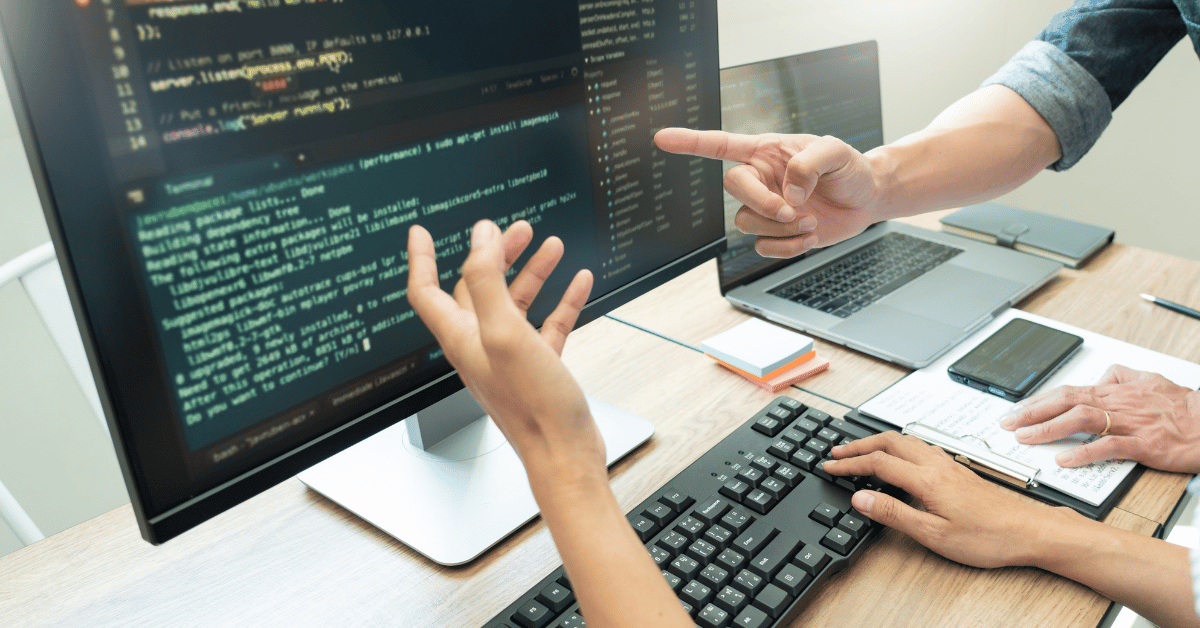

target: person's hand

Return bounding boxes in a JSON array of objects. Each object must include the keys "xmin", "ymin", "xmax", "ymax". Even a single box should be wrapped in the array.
[
  {"xmin": 654, "ymin": 128, "xmax": 886, "ymax": 257},
  {"xmin": 406, "ymin": 219, "xmax": 605, "ymax": 486},
  {"xmin": 998, "ymin": 365, "xmax": 1200, "ymax": 474},
  {"xmin": 824, "ymin": 431, "xmax": 1053, "ymax": 569}
]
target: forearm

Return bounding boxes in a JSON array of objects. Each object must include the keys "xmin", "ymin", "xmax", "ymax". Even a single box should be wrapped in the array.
[
  {"xmin": 1030, "ymin": 508, "xmax": 1199, "ymax": 628},
  {"xmin": 531, "ymin": 470, "xmax": 692, "ymax": 628},
  {"xmin": 867, "ymin": 85, "xmax": 1062, "ymax": 220}
]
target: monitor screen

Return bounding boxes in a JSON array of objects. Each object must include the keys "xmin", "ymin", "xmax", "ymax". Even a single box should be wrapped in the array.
[
  {"xmin": 0, "ymin": 0, "xmax": 723, "ymax": 543},
  {"xmin": 717, "ymin": 41, "xmax": 882, "ymax": 291}
]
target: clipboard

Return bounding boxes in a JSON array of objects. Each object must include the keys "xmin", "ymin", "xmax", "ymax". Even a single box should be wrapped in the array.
[{"xmin": 843, "ymin": 409, "xmax": 1143, "ymax": 520}]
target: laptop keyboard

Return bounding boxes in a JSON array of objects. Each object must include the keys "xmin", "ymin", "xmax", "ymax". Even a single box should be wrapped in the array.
[{"xmin": 769, "ymin": 232, "xmax": 963, "ymax": 318}]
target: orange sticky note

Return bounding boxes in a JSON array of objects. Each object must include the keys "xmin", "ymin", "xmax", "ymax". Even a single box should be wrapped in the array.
[{"xmin": 716, "ymin": 355, "xmax": 830, "ymax": 393}]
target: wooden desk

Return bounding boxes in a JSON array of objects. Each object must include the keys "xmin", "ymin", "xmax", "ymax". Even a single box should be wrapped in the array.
[{"xmin": 2, "ymin": 218, "xmax": 1196, "ymax": 626}]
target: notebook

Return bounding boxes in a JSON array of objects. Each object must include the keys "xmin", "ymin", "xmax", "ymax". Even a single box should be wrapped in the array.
[
  {"xmin": 717, "ymin": 41, "xmax": 1062, "ymax": 368},
  {"xmin": 940, "ymin": 202, "xmax": 1115, "ymax": 269},
  {"xmin": 851, "ymin": 308, "xmax": 1200, "ymax": 517}
]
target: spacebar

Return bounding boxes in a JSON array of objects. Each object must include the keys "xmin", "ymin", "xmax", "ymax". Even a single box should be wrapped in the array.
[{"xmin": 874, "ymin": 268, "xmax": 926, "ymax": 298}]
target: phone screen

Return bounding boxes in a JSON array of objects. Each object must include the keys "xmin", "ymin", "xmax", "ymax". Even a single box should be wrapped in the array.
[{"xmin": 948, "ymin": 319, "xmax": 1083, "ymax": 400}]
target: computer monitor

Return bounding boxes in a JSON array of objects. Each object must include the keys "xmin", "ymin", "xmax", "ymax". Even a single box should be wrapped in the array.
[{"xmin": 0, "ymin": 1, "xmax": 723, "ymax": 563}]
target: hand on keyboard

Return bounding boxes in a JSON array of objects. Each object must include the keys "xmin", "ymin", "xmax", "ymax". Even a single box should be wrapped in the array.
[{"xmin": 824, "ymin": 432, "xmax": 1050, "ymax": 569}]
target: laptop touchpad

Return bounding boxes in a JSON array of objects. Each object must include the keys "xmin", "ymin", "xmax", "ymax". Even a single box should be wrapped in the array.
[
  {"xmin": 881, "ymin": 265, "xmax": 1023, "ymax": 328},
  {"xmin": 830, "ymin": 306, "xmax": 961, "ymax": 366}
]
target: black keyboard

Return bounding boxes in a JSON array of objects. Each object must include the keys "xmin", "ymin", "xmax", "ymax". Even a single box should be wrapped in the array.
[
  {"xmin": 769, "ymin": 232, "xmax": 963, "ymax": 318},
  {"xmin": 483, "ymin": 397, "xmax": 900, "ymax": 628}
]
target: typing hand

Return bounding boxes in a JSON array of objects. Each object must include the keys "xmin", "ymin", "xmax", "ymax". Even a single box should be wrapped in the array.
[
  {"xmin": 653, "ymin": 128, "xmax": 884, "ymax": 257},
  {"xmin": 999, "ymin": 364, "xmax": 1200, "ymax": 474},
  {"xmin": 823, "ymin": 431, "xmax": 1048, "ymax": 569},
  {"xmin": 406, "ymin": 220, "xmax": 606, "ymax": 485}
]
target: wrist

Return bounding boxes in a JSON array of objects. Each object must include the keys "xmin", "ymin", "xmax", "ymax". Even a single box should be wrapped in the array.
[
  {"xmin": 1017, "ymin": 506, "xmax": 1109, "ymax": 572},
  {"xmin": 864, "ymin": 144, "xmax": 902, "ymax": 222}
]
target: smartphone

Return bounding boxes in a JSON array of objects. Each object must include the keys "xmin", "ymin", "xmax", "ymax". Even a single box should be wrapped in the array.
[{"xmin": 947, "ymin": 318, "xmax": 1083, "ymax": 401}]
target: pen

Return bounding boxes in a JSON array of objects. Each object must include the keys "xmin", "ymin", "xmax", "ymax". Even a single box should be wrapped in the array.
[{"xmin": 1141, "ymin": 293, "xmax": 1200, "ymax": 322}]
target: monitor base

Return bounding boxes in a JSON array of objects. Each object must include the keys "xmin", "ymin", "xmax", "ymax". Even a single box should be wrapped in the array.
[{"xmin": 297, "ymin": 394, "xmax": 654, "ymax": 565}]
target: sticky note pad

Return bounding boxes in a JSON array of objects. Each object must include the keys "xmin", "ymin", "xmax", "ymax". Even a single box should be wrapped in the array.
[
  {"xmin": 720, "ymin": 356, "xmax": 830, "ymax": 393},
  {"xmin": 701, "ymin": 318, "xmax": 815, "ymax": 378}
]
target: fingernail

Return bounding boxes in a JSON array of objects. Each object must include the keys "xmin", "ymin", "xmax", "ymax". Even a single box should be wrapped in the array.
[
  {"xmin": 785, "ymin": 184, "xmax": 805, "ymax": 206},
  {"xmin": 471, "ymin": 221, "xmax": 492, "ymax": 248},
  {"xmin": 802, "ymin": 234, "xmax": 818, "ymax": 252},
  {"xmin": 1015, "ymin": 427, "xmax": 1033, "ymax": 441},
  {"xmin": 1056, "ymin": 450, "xmax": 1075, "ymax": 466},
  {"xmin": 998, "ymin": 413, "xmax": 1016, "ymax": 429},
  {"xmin": 776, "ymin": 205, "xmax": 797, "ymax": 223},
  {"xmin": 852, "ymin": 491, "xmax": 875, "ymax": 514},
  {"xmin": 798, "ymin": 216, "xmax": 817, "ymax": 232},
  {"xmin": 821, "ymin": 459, "xmax": 835, "ymax": 471}
]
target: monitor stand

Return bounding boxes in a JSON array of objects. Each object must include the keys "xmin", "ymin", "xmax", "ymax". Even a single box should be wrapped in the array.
[{"xmin": 297, "ymin": 388, "xmax": 654, "ymax": 565}]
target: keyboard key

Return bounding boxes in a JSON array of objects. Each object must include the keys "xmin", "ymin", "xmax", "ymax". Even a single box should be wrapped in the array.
[
  {"xmin": 557, "ymin": 612, "xmax": 586, "ymax": 628},
  {"xmin": 779, "ymin": 427, "xmax": 807, "ymax": 446},
  {"xmin": 687, "ymin": 539, "xmax": 718, "ymax": 565},
  {"xmin": 735, "ymin": 467, "xmax": 765, "ymax": 487},
  {"xmin": 720, "ymin": 508, "xmax": 754, "ymax": 535},
  {"xmin": 751, "ymin": 416, "xmax": 782, "ymax": 437},
  {"xmin": 556, "ymin": 572, "xmax": 571, "ymax": 588},
  {"xmin": 773, "ymin": 563, "xmax": 812, "ymax": 596},
  {"xmin": 629, "ymin": 515, "xmax": 658, "ymax": 542},
  {"xmin": 743, "ymin": 489, "xmax": 774, "ymax": 514},
  {"xmin": 681, "ymin": 601, "xmax": 695, "ymax": 617},
  {"xmin": 733, "ymin": 520, "xmax": 778, "ymax": 555},
  {"xmin": 642, "ymin": 502, "xmax": 675, "ymax": 526},
  {"xmin": 838, "ymin": 513, "xmax": 868, "ymax": 539},
  {"xmin": 794, "ymin": 544, "xmax": 830, "ymax": 576},
  {"xmin": 716, "ymin": 547, "xmax": 747, "ymax": 573},
  {"xmin": 697, "ymin": 603, "xmax": 731, "ymax": 628},
  {"xmin": 789, "ymin": 448, "xmax": 817, "ymax": 471},
  {"xmin": 821, "ymin": 527, "xmax": 855, "ymax": 555},
  {"xmin": 766, "ymin": 406, "xmax": 791, "ymax": 424},
  {"xmin": 817, "ymin": 427, "xmax": 842, "ymax": 444},
  {"xmin": 752, "ymin": 583, "xmax": 792, "ymax": 618},
  {"xmin": 803, "ymin": 409, "xmax": 831, "ymax": 425},
  {"xmin": 537, "ymin": 583, "xmax": 574, "ymax": 613},
  {"xmin": 670, "ymin": 554, "xmax": 702, "ymax": 581},
  {"xmin": 776, "ymin": 398, "xmax": 807, "ymax": 416},
  {"xmin": 772, "ymin": 463, "xmax": 803, "ymax": 487},
  {"xmin": 792, "ymin": 418, "xmax": 820, "ymax": 437},
  {"xmin": 715, "ymin": 585, "xmax": 749, "ymax": 615},
  {"xmin": 704, "ymin": 525, "xmax": 733, "ymax": 551},
  {"xmin": 674, "ymin": 516, "xmax": 706, "ymax": 541},
  {"xmin": 747, "ymin": 532, "xmax": 802, "ymax": 580},
  {"xmin": 803, "ymin": 438, "xmax": 831, "ymax": 457},
  {"xmin": 767, "ymin": 439, "xmax": 795, "ymax": 460},
  {"xmin": 809, "ymin": 502, "xmax": 840, "ymax": 527},
  {"xmin": 681, "ymin": 580, "xmax": 715, "ymax": 608},
  {"xmin": 657, "ymin": 530, "xmax": 689, "ymax": 554},
  {"xmin": 512, "ymin": 600, "xmax": 553, "ymax": 628},
  {"xmin": 758, "ymin": 476, "xmax": 787, "ymax": 500},
  {"xmin": 828, "ymin": 418, "xmax": 872, "ymax": 440},
  {"xmin": 750, "ymin": 455, "xmax": 777, "ymax": 474},
  {"xmin": 732, "ymin": 605, "xmax": 770, "ymax": 628},
  {"xmin": 732, "ymin": 569, "xmax": 764, "ymax": 596},
  {"xmin": 658, "ymin": 487, "xmax": 695, "ymax": 513},
  {"xmin": 720, "ymin": 478, "xmax": 752, "ymax": 502},
  {"xmin": 692, "ymin": 496, "xmax": 731, "ymax": 525},
  {"xmin": 663, "ymin": 570, "xmax": 683, "ymax": 592},
  {"xmin": 699, "ymin": 564, "xmax": 731, "ymax": 589}
]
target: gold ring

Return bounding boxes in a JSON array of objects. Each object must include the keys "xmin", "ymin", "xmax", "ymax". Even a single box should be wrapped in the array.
[{"xmin": 1099, "ymin": 410, "xmax": 1111, "ymax": 437}]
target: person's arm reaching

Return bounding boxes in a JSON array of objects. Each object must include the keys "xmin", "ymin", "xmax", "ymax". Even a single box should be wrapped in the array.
[
  {"xmin": 654, "ymin": 84, "xmax": 1061, "ymax": 257},
  {"xmin": 406, "ymin": 220, "xmax": 692, "ymax": 628},
  {"xmin": 824, "ymin": 432, "xmax": 1200, "ymax": 628}
]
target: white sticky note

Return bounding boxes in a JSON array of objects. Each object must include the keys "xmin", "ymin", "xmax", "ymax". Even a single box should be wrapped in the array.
[{"xmin": 701, "ymin": 318, "xmax": 814, "ymax": 378}]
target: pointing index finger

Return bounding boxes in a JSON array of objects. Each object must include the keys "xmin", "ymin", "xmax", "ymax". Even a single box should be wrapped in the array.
[{"xmin": 654, "ymin": 127, "xmax": 761, "ymax": 163}]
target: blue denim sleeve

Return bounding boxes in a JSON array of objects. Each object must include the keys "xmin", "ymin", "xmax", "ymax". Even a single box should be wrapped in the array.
[{"xmin": 981, "ymin": 0, "xmax": 1187, "ymax": 171}]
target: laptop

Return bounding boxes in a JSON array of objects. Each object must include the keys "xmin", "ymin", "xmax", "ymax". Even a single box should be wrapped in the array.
[{"xmin": 718, "ymin": 41, "xmax": 1061, "ymax": 368}]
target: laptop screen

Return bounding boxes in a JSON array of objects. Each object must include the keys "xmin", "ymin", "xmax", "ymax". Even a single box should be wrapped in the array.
[{"xmin": 718, "ymin": 41, "xmax": 883, "ymax": 291}]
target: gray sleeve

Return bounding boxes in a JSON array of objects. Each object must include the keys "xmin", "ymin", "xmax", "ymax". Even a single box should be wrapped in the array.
[{"xmin": 981, "ymin": 40, "xmax": 1112, "ymax": 172}]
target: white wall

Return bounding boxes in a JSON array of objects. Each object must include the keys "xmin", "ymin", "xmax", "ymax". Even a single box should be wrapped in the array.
[
  {"xmin": 1, "ymin": 0, "xmax": 1198, "ymax": 557},
  {"xmin": 719, "ymin": 0, "xmax": 1200, "ymax": 262}
]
